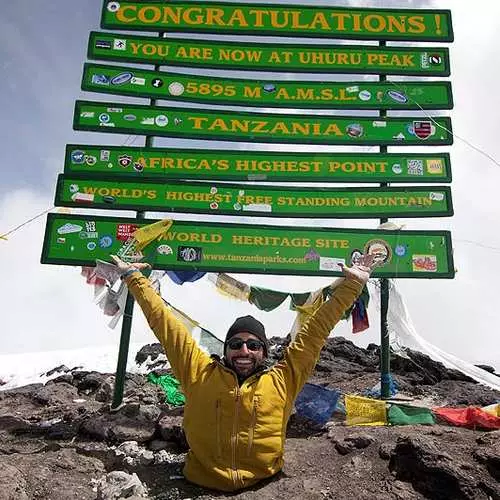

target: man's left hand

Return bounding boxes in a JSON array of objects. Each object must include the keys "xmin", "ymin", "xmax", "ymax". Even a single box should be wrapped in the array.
[{"xmin": 339, "ymin": 254, "xmax": 375, "ymax": 286}]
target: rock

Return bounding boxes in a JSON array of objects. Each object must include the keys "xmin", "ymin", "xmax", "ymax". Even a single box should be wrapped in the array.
[
  {"xmin": 45, "ymin": 365, "xmax": 70, "ymax": 377},
  {"xmin": 158, "ymin": 414, "xmax": 187, "ymax": 450},
  {"xmin": 135, "ymin": 343, "xmax": 163, "ymax": 365},
  {"xmin": 0, "ymin": 463, "xmax": 29, "ymax": 499},
  {"xmin": 95, "ymin": 471, "xmax": 149, "ymax": 499},
  {"xmin": 0, "ymin": 415, "xmax": 31, "ymax": 433},
  {"xmin": 474, "ymin": 364, "xmax": 496, "ymax": 374},
  {"xmin": 473, "ymin": 446, "xmax": 500, "ymax": 482},
  {"xmin": 379, "ymin": 442, "xmax": 394, "ymax": 460}
]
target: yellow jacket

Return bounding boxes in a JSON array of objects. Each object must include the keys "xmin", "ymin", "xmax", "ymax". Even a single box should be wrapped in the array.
[{"xmin": 127, "ymin": 273, "xmax": 363, "ymax": 491}]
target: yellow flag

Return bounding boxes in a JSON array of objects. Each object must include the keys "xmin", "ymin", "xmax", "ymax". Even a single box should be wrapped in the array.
[
  {"xmin": 345, "ymin": 395, "xmax": 387, "ymax": 426},
  {"xmin": 482, "ymin": 403, "xmax": 500, "ymax": 417},
  {"xmin": 0, "ymin": 234, "xmax": 7, "ymax": 241},
  {"xmin": 132, "ymin": 219, "xmax": 173, "ymax": 250}
]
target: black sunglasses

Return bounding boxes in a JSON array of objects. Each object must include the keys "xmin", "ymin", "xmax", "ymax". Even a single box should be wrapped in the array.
[{"xmin": 227, "ymin": 338, "xmax": 264, "ymax": 351}]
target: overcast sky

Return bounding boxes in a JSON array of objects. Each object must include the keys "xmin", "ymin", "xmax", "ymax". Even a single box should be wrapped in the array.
[{"xmin": 1, "ymin": 0, "xmax": 499, "ymax": 371}]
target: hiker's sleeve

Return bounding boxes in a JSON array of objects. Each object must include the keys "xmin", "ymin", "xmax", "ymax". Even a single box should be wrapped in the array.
[
  {"xmin": 273, "ymin": 278, "xmax": 364, "ymax": 400},
  {"xmin": 124, "ymin": 272, "xmax": 211, "ymax": 388}
]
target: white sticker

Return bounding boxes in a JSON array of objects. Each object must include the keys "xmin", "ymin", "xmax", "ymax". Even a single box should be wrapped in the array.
[
  {"xmin": 157, "ymin": 245, "xmax": 173, "ymax": 255},
  {"xmin": 107, "ymin": 2, "xmax": 120, "ymax": 12},
  {"xmin": 210, "ymin": 186, "xmax": 218, "ymax": 194},
  {"xmin": 372, "ymin": 121, "xmax": 387, "ymax": 127},
  {"xmin": 113, "ymin": 39, "xmax": 126, "ymax": 51},
  {"xmin": 429, "ymin": 192, "xmax": 445, "ymax": 201},
  {"xmin": 80, "ymin": 111, "xmax": 94, "ymax": 118},
  {"xmin": 141, "ymin": 117, "xmax": 155, "ymax": 125},
  {"xmin": 130, "ymin": 77, "xmax": 145, "ymax": 86},
  {"xmin": 168, "ymin": 82, "xmax": 185, "ymax": 96},
  {"xmin": 57, "ymin": 223, "xmax": 83, "ymax": 235},
  {"xmin": 242, "ymin": 204, "xmax": 272, "ymax": 212},
  {"xmin": 319, "ymin": 256, "xmax": 345, "ymax": 271},
  {"xmin": 71, "ymin": 192, "xmax": 95, "ymax": 203},
  {"xmin": 346, "ymin": 86, "xmax": 359, "ymax": 93}
]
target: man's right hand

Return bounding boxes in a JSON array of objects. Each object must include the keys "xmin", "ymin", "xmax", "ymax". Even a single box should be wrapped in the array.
[
  {"xmin": 110, "ymin": 254, "xmax": 151, "ymax": 274},
  {"xmin": 338, "ymin": 254, "xmax": 375, "ymax": 286}
]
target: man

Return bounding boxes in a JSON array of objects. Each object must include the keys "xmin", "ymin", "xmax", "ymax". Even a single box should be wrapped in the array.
[{"xmin": 112, "ymin": 254, "xmax": 374, "ymax": 492}]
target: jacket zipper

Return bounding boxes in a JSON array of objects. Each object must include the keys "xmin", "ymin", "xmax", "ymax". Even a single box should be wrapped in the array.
[
  {"xmin": 215, "ymin": 399, "xmax": 222, "ymax": 458},
  {"xmin": 247, "ymin": 397, "xmax": 258, "ymax": 456},
  {"xmin": 231, "ymin": 388, "xmax": 241, "ymax": 487}
]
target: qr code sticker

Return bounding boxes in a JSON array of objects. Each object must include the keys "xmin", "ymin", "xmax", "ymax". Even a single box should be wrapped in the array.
[{"xmin": 407, "ymin": 159, "xmax": 424, "ymax": 175}]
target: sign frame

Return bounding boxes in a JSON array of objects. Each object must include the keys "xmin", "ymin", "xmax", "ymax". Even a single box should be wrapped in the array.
[
  {"xmin": 100, "ymin": 1, "xmax": 454, "ymax": 42},
  {"xmin": 82, "ymin": 62, "xmax": 454, "ymax": 110},
  {"xmin": 73, "ymin": 100, "xmax": 454, "ymax": 146},
  {"xmin": 55, "ymin": 175, "xmax": 454, "ymax": 219},
  {"xmin": 87, "ymin": 31, "xmax": 451, "ymax": 76},
  {"xmin": 41, "ymin": 213, "xmax": 455, "ymax": 279}
]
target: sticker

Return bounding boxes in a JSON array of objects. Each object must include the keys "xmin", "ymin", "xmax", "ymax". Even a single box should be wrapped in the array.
[
  {"xmin": 155, "ymin": 115, "xmax": 168, "ymax": 127},
  {"xmin": 99, "ymin": 113, "xmax": 110, "ymax": 124},
  {"xmin": 78, "ymin": 231, "xmax": 98, "ymax": 239},
  {"xmin": 57, "ymin": 238, "xmax": 66, "ymax": 244},
  {"xmin": 412, "ymin": 255, "xmax": 437, "ymax": 272},
  {"xmin": 87, "ymin": 242, "xmax": 97, "ymax": 251},
  {"xmin": 426, "ymin": 159, "xmax": 444, "ymax": 174},
  {"xmin": 413, "ymin": 120, "xmax": 433, "ymax": 140},
  {"xmin": 98, "ymin": 235, "xmax": 113, "ymax": 248},
  {"xmin": 233, "ymin": 203, "xmax": 242, "ymax": 210},
  {"xmin": 103, "ymin": 196, "xmax": 116, "ymax": 204},
  {"xmin": 100, "ymin": 150, "xmax": 110, "ymax": 161},
  {"xmin": 70, "ymin": 150, "xmax": 85, "ymax": 164},
  {"xmin": 107, "ymin": 107, "xmax": 122, "ymax": 113},
  {"xmin": 392, "ymin": 163, "xmax": 402, "ymax": 174},
  {"xmin": 178, "ymin": 246, "xmax": 202, "ymax": 262},
  {"xmin": 420, "ymin": 52, "xmax": 430, "ymax": 69},
  {"xmin": 168, "ymin": 82, "xmax": 184, "ymax": 95},
  {"xmin": 376, "ymin": 91, "xmax": 384, "ymax": 101},
  {"xmin": 57, "ymin": 223, "xmax": 83, "ymax": 235},
  {"xmin": 364, "ymin": 239, "xmax": 392, "ymax": 267},
  {"xmin": 174, "ymin": 117, "xmax": 183, "ymax": 125},
  {"xmin": 346, "ymin": 86, "xmax": 359, "ymax": 93},
  {"xmin": 358, "ymin": 90, "xmax": 371, "ymax": 101},
  {"xmin": 319, "ymin": 256, "xmax": 346, "ymax": 271},
  {"xmin": 95, "ymin": 40, "xmax": 112, "ymax": 50},
  {"xmin": 92, "ymin": 74, "xmax": 110, "ymax": 85},
  {"xmin": 141, "ymin": 117, "xmax": 155, "ymax": 125},
  {"xmin": 393, "ymin": 133, "xmax": 405, "ymax": 141},
  {"xmin": 117, "ymin": 224, "xmax": 138, "ymax": 241},
  {"xmin": 157, "ymin": 245, "xmax": 173, "ymax": 255},
  {"xmin": 406, "ymin": 123, "xmax": 415, "ymax": 136},
  {"xmin": 113, "ymin": 39, "xmax": 126, "ymax": 51},
  {"xmin": 86, "ymin": 221, "xmax": 96, "ymax": 232},
  {"xmin": 71, "ymin": 192, "xmax": 94, "ymax": 203},
  {"xmin": 107, "ymin": 2, "xmax": 120, "ymax": 12},
  {"xmin": 305, "ymin": 248, "xmax": 320, "ymax": 262},
  {"xmin": 131, "ymin": 77, "xmax": 146, "ymax": 86},
  {"xmin": 99, "ymin": 123, "xmax": 115, "ymax": 128},
  {"xmin": 123, "ymin": 114, "xmax": 136, "ymax": 121},
  {"xmin": 429, "ymin": 54, "xmax": 442, "ymax": 65},
  {"xmin": 429, "ymin": 192, "xmax": 445, "ymax": 201},
  {"xmin": 80, "ymin": 111, "xmax": 95, "ymax": 118},
  {"xmin": 407, "ymin": 159, "xmax": 424, "ymax": 175},
  {"xmin": 85, "ymin": 155, "xmax": 97, "ymax": 166},
  {"xmin": 395, "ymin": 245, "xmax": 407, "ymax": 257},
  {"xmin": 372, "ymin": 121, "xmax": 387, "ymax": 127},
  {"xmin": 133, "ymin": 162, "xmax": 144, "ymax": 172},
  {"xmin": 118, "ymin": 154, "xmax": 132, "ymax": 168},
  {"xmin": 387, "ymin": 90, "xmax": 408, "ymax": 104},
  {"xmin": 210, "ymin": 186, "xmax": 218, "ymax": 194},
  {"xmin": 263, "ymin": 83, "xmax": 276, "ymax": 93},
  {"xmin": 242, "ymin": 204, "xmax": 272, "ymax": 212},
  {"xmin": 152, "ymin": 78, "xmax": 164, "ymax": 88},
  {"xmin": 111, "ymin": 72, "xmax": 133, "ymax": 85},
  {"xmin": 350, "ymin": 249, "xmax": 363, "ymax": 265},
  {"xmin": 346, "ymin": 123, "xmax": 363, "ymax": 138},
  {"xmin": 210, "ymin": 202, "xmax": 219, "ymax": 210}
]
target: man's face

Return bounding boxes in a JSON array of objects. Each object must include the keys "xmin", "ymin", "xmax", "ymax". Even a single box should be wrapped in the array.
[{"xmin": 225, "ymin": 332, "xmax": 266, "ymax": 379}]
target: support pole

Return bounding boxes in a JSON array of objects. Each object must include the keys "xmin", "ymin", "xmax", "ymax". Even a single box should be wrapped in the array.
[
  {"xmin": 379, "ymin": 40, "xmax": 391, "ymax": 399},
  {"xmin": 111, "ymin": 34, "xmax": 163, "ymax": 410}
]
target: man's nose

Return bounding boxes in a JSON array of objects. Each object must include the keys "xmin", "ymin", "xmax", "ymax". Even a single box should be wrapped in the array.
[{"xmin": 237, "ymin": 343, "xmax": 250, "ymax": 354}]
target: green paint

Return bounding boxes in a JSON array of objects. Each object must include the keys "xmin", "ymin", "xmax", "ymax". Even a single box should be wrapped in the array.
[
  {"xmin": 101, "ymin": 1, "xmax": 453, "ymax": 42},
  {"xmin": 73, "ymin": 100, "xmax": 453, "ymax": 146},
  {"xmin": 56, "ymin": 176, "xmax": 453, "ymax": 219},
  {"xmin": 88, "ymin": 32, "xmax": 450, "ymax": 76},
  {"xmin": 42, "ymin": 214, "xmax": 455, "ymax": 278},
  {"xmin": 82, "ymin": 63, "xmax": 453, "ymax": 110},
  {"xmin": 65, "ymin": 144, "xmax": 452, "ymax": 183}
]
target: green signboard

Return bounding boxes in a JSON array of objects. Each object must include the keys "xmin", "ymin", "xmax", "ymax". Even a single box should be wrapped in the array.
[
  {"xmin": 41, "ymin": 214, "xmax": 455, "ymax": 278},
  {"xmin": 64, "ymin": 145, "xmax": 452, "ymax": 183},
  {"xmin": 88, "ymin": 32, "xmax": 450, "ymax": 76},
  {"xmin": 101, "ymin": 1, "xmax": 453, "ymax": 42},
  {"xmin": 74, "ymin": 101, "xmax": 453, "ymax": 146},
  {"xmin": 56, "ymin": 176, "xmax": 453, "ymax": 219},
  {"xmin": 82, "ymin": 63, "xmax": 453, "ymax": 110}
]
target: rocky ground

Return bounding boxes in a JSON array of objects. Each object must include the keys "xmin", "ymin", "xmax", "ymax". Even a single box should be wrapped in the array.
[{"xmin": 0, "ymin": 337, "xmax": 499, "ymax": 500}]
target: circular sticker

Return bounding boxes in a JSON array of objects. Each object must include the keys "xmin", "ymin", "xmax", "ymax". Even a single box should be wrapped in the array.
[
  {"xmin": 99, "ymin": 113, "xmax": 110, "ymax": 124},
  {"xmin": 263, "ymin": 83, "xmax": 277, "ymax": 93},
  {"xmin": 85, "ymin": 155, "xmax": 97, "ymax": 166},
  {"xmin": 107, "ymin": 2, "xmax": 120, "ymax": 12},
  {"xmin": 70, "ymin": 150, "xmax": 85, "ymax": 164},
  {"xmin": 395, "ymin": 244, "xmax": 407, "ymax": 257},
  {"xmin": 155, "ymin": 115, "xmax": 168, "ymax": 127},
  {"xmin": 87, "ymin": 242, "xmax": 97, "ymax": 251},
  {"xmin": 152, "ymin": 78, "xmax": 164, "ymax": 89},
  {"xmin": 346, "ymin": 123, "xmax": 364, "ymax": 138},
  {"xmin": 234, "ymin": 203, "xmax": 242, "ymax": 211},
  {"xmin": 364, "ymin": 239, "xmax": 393, "ymax": 267},
  {"xmin": 157, "ymin": 245, "xmax": 173, "ymax": 255},
  {"xmin": 358, "ymin": 90, "xmax": 372, "ymax": 101},
  {"xmin": 98, "ymin": 235, "xmax": 113, "ymax": 249},
  {"xmin": 350, "ymin": 249, "xmax": 363, "ymax": 265},
  {"xmin": 210, "ymin": 202, "xmax": 219, "ymax": 210},
  {"xmin": 103, "ymin": 196, "xmax": 116, "ymax": 204},
  {"xmin": 168, "ymin": 82, "xmax": 184, "ymax": 96},
  {"xmin": 392, "ymin": 163, "xmax": 403, "ymax": 174},
  {"xmin": 210, "ymin": 186, "xmax": 218, "ymax": 194},
  {"xmin": 133, "ymin": 162, "xmax": 144, "ymax": 172},
  {"xmin": 69, "ymin": 184, "xmax": 79, "ymax": 193}
]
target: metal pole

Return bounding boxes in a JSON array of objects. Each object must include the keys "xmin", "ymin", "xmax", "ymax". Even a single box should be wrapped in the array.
[
  {"xmin": 379, "ymin": 40, "xmax": 391, "ymax": 399},
  {"xmin": 111, "ymin": 33, "xmax": 163, "ymax": 410}
]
